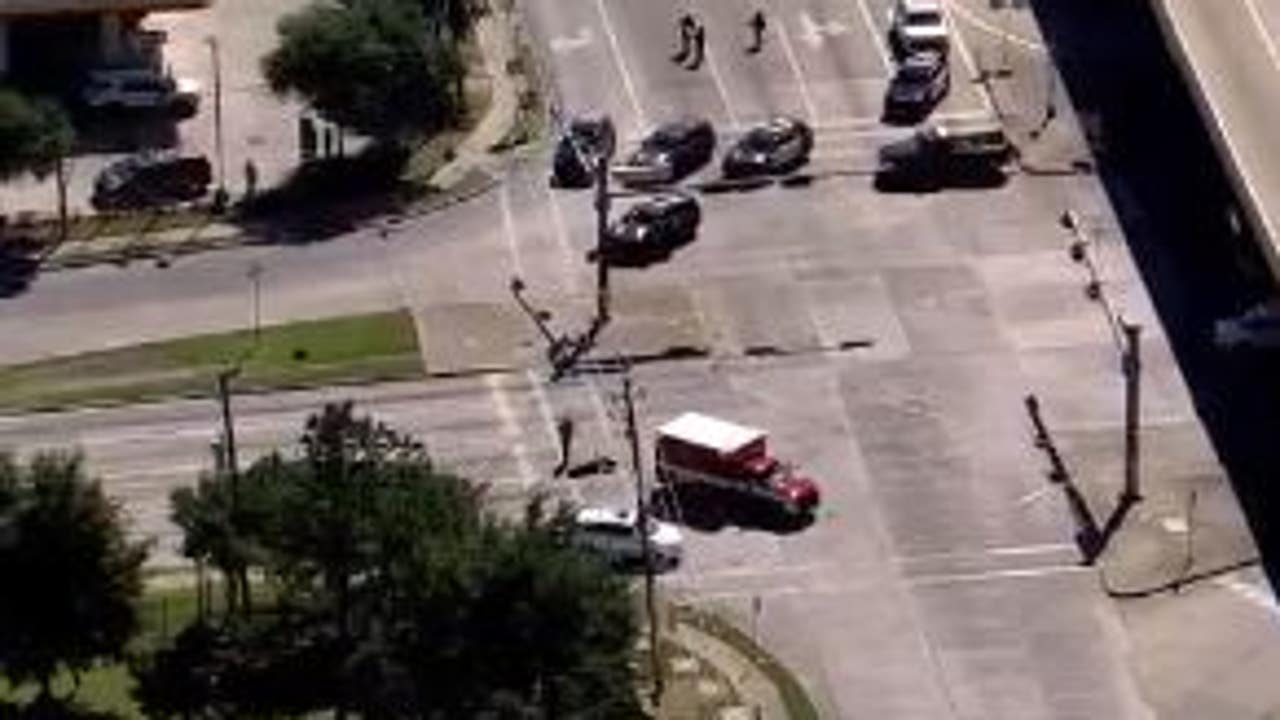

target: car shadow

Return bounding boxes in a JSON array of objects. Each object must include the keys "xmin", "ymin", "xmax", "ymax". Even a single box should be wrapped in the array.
[
  {"xmin": 71, "ymin": 109, "xmax": 183, "ymax": 155},
  {"xmin": 649, "ymin": 487, "xmax": 816, "ymax": 535}
]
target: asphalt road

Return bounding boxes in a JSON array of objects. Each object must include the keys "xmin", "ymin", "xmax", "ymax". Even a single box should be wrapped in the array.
[
  {"xmin": 0, "ymin": 0, "xmax": 1277, "ymax": 716},
  {"xmin": 1153, "ymin": 0, "xmax": 1280, "ymax": 278}
]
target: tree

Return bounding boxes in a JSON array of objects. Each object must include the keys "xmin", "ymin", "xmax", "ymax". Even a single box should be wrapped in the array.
[
  {"xmin": 139, "ymin": 401, "xmax": 640, "ymax": 718},
  {"xmin": 263, "ymin": 0, "xmax": 466, "ymax": 142},
  {"xmin": 0, "ymin": 451, "xmax": 149, "ymax": 702},
  {"xmin": 0, "ymin": 89, "xmax": 73, "ymax": 182}
]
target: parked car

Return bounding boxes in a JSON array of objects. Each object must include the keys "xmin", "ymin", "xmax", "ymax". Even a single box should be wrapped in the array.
[
  {"xmin": 81, "ymin": 68, "xmax": 200, "ymax": 114},
  {"xmin": 595, "ymin": 193, "xmax": 700, "ymax": 266},
  {"xmin": 721, "ymin": 116, "xmax": 813, "ymax": 178},
  {"xmin": 612, "ymin": 118, "xmax": 715, "ymax": 186},
  {"xmin": 883, "ymin": 51, "xmax": 950, "ymax": 122},
  {"xmin": 550, "ymin": 114, "xmax": 616, "ymax": 188},
  {"xmin": 571, "ymin": 506, "xmax": 683, "ymax": 569},
  {"xmin": 1214, "ymin": 300, "xmax": 1280, "ymax": 350},
  {"xmin": 875, "ymin": 121, "xmax": 1015, "ymax": 190},
  {"xmin": 888, "ymin": 0, "xmax": 949, "ymax": 57},
  {"xmin": 91, "ymin": 152, "xmax": 212, "ymax": 211}
]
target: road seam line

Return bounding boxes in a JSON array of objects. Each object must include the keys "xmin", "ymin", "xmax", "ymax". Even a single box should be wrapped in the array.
[
  {"xmin": 941, "ymin": 0, "xmax": 996, "ymax": 115},
  {"xmin": 852, "ymin": 0, "xmax": 894, "ymax": 73},
  {"xmin": 945, "ymin": 0, "xmax": 1045, "ymax": 53},
  {"xmin": 774, "ymin": 18, "xmax": 821, "ymax": 124},
  {"xmin": 499, "ymin": 178, "xmax": 525, "ymax": 279},
  {"xmin": 703, "ymin": 41, "xmax": 742, "ymax": 129},
  {"xmin": 591, "ymin": 0, "xmax": 648, "ymax": 127}
]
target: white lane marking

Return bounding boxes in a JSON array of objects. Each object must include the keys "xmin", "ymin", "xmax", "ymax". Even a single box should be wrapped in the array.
[
  {"xmin": 526, "ymin": 368, "xmax": 562, "ymax": 453},
  {"xmin": 941, "ymin": 0, "xmax": 996, "ymax": 114},
  {"xmin": 499, "ymin": 179, "xmax": 525, "ymax": 279},
  {"xmin": 486, "ymin": 374, "xmax": 538, "ymax": 489},
  {"xmin": 1242, "ymin": 0, "xmax": 1280, "ymax": 75},
  {"xmin": 703, "ymin": 41, "xmax": 742, "ymax": 130},
  {"xmin": 852, "ymin": 0, "xmax": 894, "ymax": 73},
  {"xmin": 986, "ymin": 542, "xmax": 1075, "ymax": 557},
  {"xmin": 909, "ymin": 563, "xmax": 1089, "ymax": 586},
  {"xmin": 776, "ymin": 17, "xmax": 821, "ymax": 124},
  {"xmin": 550, "ymin": 26, "xmax": 594, "ymax": 53},
  {"xmin": 1016, "ymin": 485, "xmax": 1054, "ymax": 506},
  {"xmin": 591, "ymin": 0, "xmax": 648, "ymax": 126},
  {"xmin": 799, "ymin": 11, "xmax": 850, "ymax": 47},
  {"xmin": 1214, "ymin": 574, "xmax": 1279, "ymax": 615},
  {"xmin": 543, "ymin": 182, "xmax": 583, "ymax": 293},
  {"xmin": 946, "ymin": 0, "xmax": 1045, "ymax": 53}
]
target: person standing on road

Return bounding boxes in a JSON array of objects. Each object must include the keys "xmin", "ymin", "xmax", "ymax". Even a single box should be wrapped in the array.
[
  {"xmin": 690, "ymin": 21, "xmax": 706, "ymax": 68},
  {"xmin": 674, "ymin": 12, "xmax": 697, "ymax": 63},
  {"xmin": 747, "ymin": 10, "xmax": 766, "ymax": 53}
]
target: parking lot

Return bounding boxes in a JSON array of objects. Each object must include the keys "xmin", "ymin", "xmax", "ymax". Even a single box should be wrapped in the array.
[{"xmin": 1, "ymin": 0, "xmax": 309, "ymax": 216}]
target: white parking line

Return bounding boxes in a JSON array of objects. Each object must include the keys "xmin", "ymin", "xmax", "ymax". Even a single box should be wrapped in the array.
[
  {"xmin": 945, "ymin": 0, "xmax": 1046, "ymax": 53},
  {"xmin": 499, "ymin": 179, "xmax": 525, "ymax": 279},
  {"xmin": 591, "ymin": 0, "xmax": 648, "ymax": 127},
  {"xmin": 774, "ymin": 19, "xmax": 821, "ymax": 124},
  {"xmin": 1242, "ymin": 0, "xmax": 1280, "ymax": 76},
  {"xmin": 526, "ymin": 368, "xmax": 563, "ymax": 453},
  {"xmin": 486, "ymin": 374, "xmax": 538, "ymax": 489},
  {"xmin": 853, "ymin": 0, "xmax": 894, "ymax": 73},
  {"xmin": 543, "ymin": 183, "xmax": 583, "ymax": 293},
  {"xmin": 703, "ymin": 42, "xmax": 742, "ymax": 130},
  {"xmin": 909, "ymin": 563, "xmax": 1089, "ymax": 587},
  {"xmin": 941, "ymin": 0, "xmax": 996, "ymax": 114}
]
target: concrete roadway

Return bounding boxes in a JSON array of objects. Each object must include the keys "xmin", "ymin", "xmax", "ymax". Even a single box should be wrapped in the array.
[
  {"xmin": 0, "ymin": 0, "xmax": 1271, "ymax": 716},
  {"xmin": 1154, "ymin": 0, "xmax": 1280, "ymax": 278}
]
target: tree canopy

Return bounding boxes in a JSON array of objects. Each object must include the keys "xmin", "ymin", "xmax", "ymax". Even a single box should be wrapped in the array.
[
  {"xmin": 0, "ymin": 451, "xmax": 148, "ymax": 702},
  {"xmin": 0, "ymin": 89, "xmax": 73, "ymax": 182},
  {"xmin": 141, "ymin": 401, "xmax": 640, "ymax": 718},
  {"xmin": 263, "ymin": 0, "xmax": 467, "ymax": 142}
]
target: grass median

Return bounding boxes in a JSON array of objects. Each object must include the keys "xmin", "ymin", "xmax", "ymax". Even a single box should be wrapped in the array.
[{"xmin": 0, "ymin": 311, "xmax": 423, "ymax": 412}]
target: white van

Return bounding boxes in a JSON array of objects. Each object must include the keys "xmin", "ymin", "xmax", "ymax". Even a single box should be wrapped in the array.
[
  {"xmin": 888, "ymin": 0, "xmax": 950, "ymax": 55},
  {"xmin": 81, "ymin": 68, "xmax": 200, "ymax": 113}
]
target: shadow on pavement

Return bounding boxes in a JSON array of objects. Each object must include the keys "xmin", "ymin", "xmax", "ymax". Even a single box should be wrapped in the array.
[
  {"xmin": 237, "ymin": 144, "xmax": 412, "ymax": 245},
  {"xmin": 0, "ymin": 234, "xmax": 44, "ymax": 298},
  {"xmin": 1028, "ymin": 0, "xmax": 1280, "ymax": 583}
]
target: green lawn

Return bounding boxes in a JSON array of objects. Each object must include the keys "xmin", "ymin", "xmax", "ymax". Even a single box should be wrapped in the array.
[{"xmin": 0, "ymin": 311, "xmax": 423, "ymax": 411}]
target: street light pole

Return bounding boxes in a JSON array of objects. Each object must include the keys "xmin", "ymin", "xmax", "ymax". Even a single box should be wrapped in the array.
[
  {"xmin": 206, "ymin": 36, "xmax": 227, "ymax": 210},
  {"xmin": 1120, "ymin": 320, "xmax": 1143, "ymax": 504},
  {"xmin": 248, "ymin": 261, "xmax": 263, "ymax": 342},
  {"xmin": 619, "ymin": 366, "xmax": 662, "ymax": 707}
]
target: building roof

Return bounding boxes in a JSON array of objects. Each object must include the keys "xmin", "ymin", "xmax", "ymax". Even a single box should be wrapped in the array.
[
  {"xmin": 657, "ymin": 412, "xmax": 765, "ymax": 454},
  {"xmin": 0, "ymin": 0, "xmax": 210, "ymax": 17}
]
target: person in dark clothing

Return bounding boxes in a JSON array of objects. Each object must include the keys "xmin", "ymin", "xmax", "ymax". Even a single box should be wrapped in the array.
[
  {"xmin": 748, "ymin": 10, "xmax": 766, "ymax": 53},
  {"xmin": 673, "ymin": 12, "xmax": 697, "ymax": 63},
  {"xmin": 690, "ymin": 22, "xmax": 706, "ymax": 68}
]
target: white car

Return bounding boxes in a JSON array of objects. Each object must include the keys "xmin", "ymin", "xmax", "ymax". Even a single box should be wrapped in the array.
[
  {"xmin": 888, "ymin": 0, "xmax": 950, "ymax": 56},
  {"xmin": 1214, "ymin": 301, "xmax": 1280, "ymax": 350},
  {"xmin": 572, "ymin": 506, "xmax": 683, "ymax": 569},
  {"xmin": 81, "ymin": 68, "xmax": 200, "ymax": 113}
]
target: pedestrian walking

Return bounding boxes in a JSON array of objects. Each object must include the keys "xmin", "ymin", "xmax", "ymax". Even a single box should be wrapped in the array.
[
  {"xmin": 673, "ymin": 12, "xmax": 696, "ymax": 63},
  {"xmin": 747, "ymin": 10, "xmax": 766, "ymax": 53},
  {"xmin": 690, "ymin": 22, "xmax": 706, "ymax": 68},
  {"xmin": 554, "ymin": 416, "xmax": 576, "ymax": 477},
  {"xmin": 243, "ymin": 159, "xmax": 259, "ymax": 201}
]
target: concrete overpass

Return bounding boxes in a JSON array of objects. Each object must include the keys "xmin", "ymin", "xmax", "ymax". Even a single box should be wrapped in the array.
[{"xmin": 1152, "ymin": 0, "xmax": 1280, "ymax": 280}]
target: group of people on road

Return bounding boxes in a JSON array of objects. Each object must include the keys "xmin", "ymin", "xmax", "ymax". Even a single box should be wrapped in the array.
[{"xmin": 673, "ymin": 9, "xmax": 768, "ymax": 69}]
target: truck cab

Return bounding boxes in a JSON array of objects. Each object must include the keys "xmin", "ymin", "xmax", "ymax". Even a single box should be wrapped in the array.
[{"xmin": 654, "ymin": 412, "xmax": 820, "ymax": 525}]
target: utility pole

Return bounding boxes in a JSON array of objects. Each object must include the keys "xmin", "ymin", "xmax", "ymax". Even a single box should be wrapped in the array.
[
  {"xmin": 206, "ymin": 36, "xmax": 227, "ymax": 211},
  {"xmin": 1120, "ymin": 320, "xmax": 1142, "ymax": 504},
  {"xmin": 620, "ymin": 366, "xmax": 662, "ymax": 707},
  {"xmin": 216, "ymin": 368, "xmax": 240, "ymax": 504},
  {"xmin": 592, "ymin": 116, "xmax": 616, "ymax": 324},
  {"xmin": 248, "ymin": 261, "xmax": 263, "ymax": 342}
]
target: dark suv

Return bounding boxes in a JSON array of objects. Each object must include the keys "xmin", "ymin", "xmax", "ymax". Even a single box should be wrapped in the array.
[
  {"xmin": 91, "ymin": 152, "xmax": 212, "ymax": 211},
  {"xmin": 612, "ymin": 119, "xmax": 715, "ymax": 186},
  {"xmin": 594, "ymin": 194, "xmax": 701, "ymax": 266},
  {"xmin": 550, "ymin": 114, "xmax": 615, "ymax": 188}
]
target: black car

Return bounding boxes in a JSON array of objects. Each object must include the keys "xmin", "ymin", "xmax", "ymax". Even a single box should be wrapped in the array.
[
  {"xmin": 91, "ymin": 152, "xmax": 212, "ymax": 211},
  {"xmin": 875, "ymin": 122, "xmax": 1014, "ymax": 190},
  {"xmin": 594, "ymin": 193, "xmax": 701, "ymax": 266},
  {"xmin": 612, "ymin": 118, "xmax": 715, "ymax": 186},
  {"xmin": 883, "ymin": 51, "xmax": 949, "ymax": 122},
  {"xmin": 550, "ymin": 114, "xmax": 615, "ymax": 188},
  {"xmin": 721, "ymin": 116, "xmax": 814, "ymax": 178}
]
